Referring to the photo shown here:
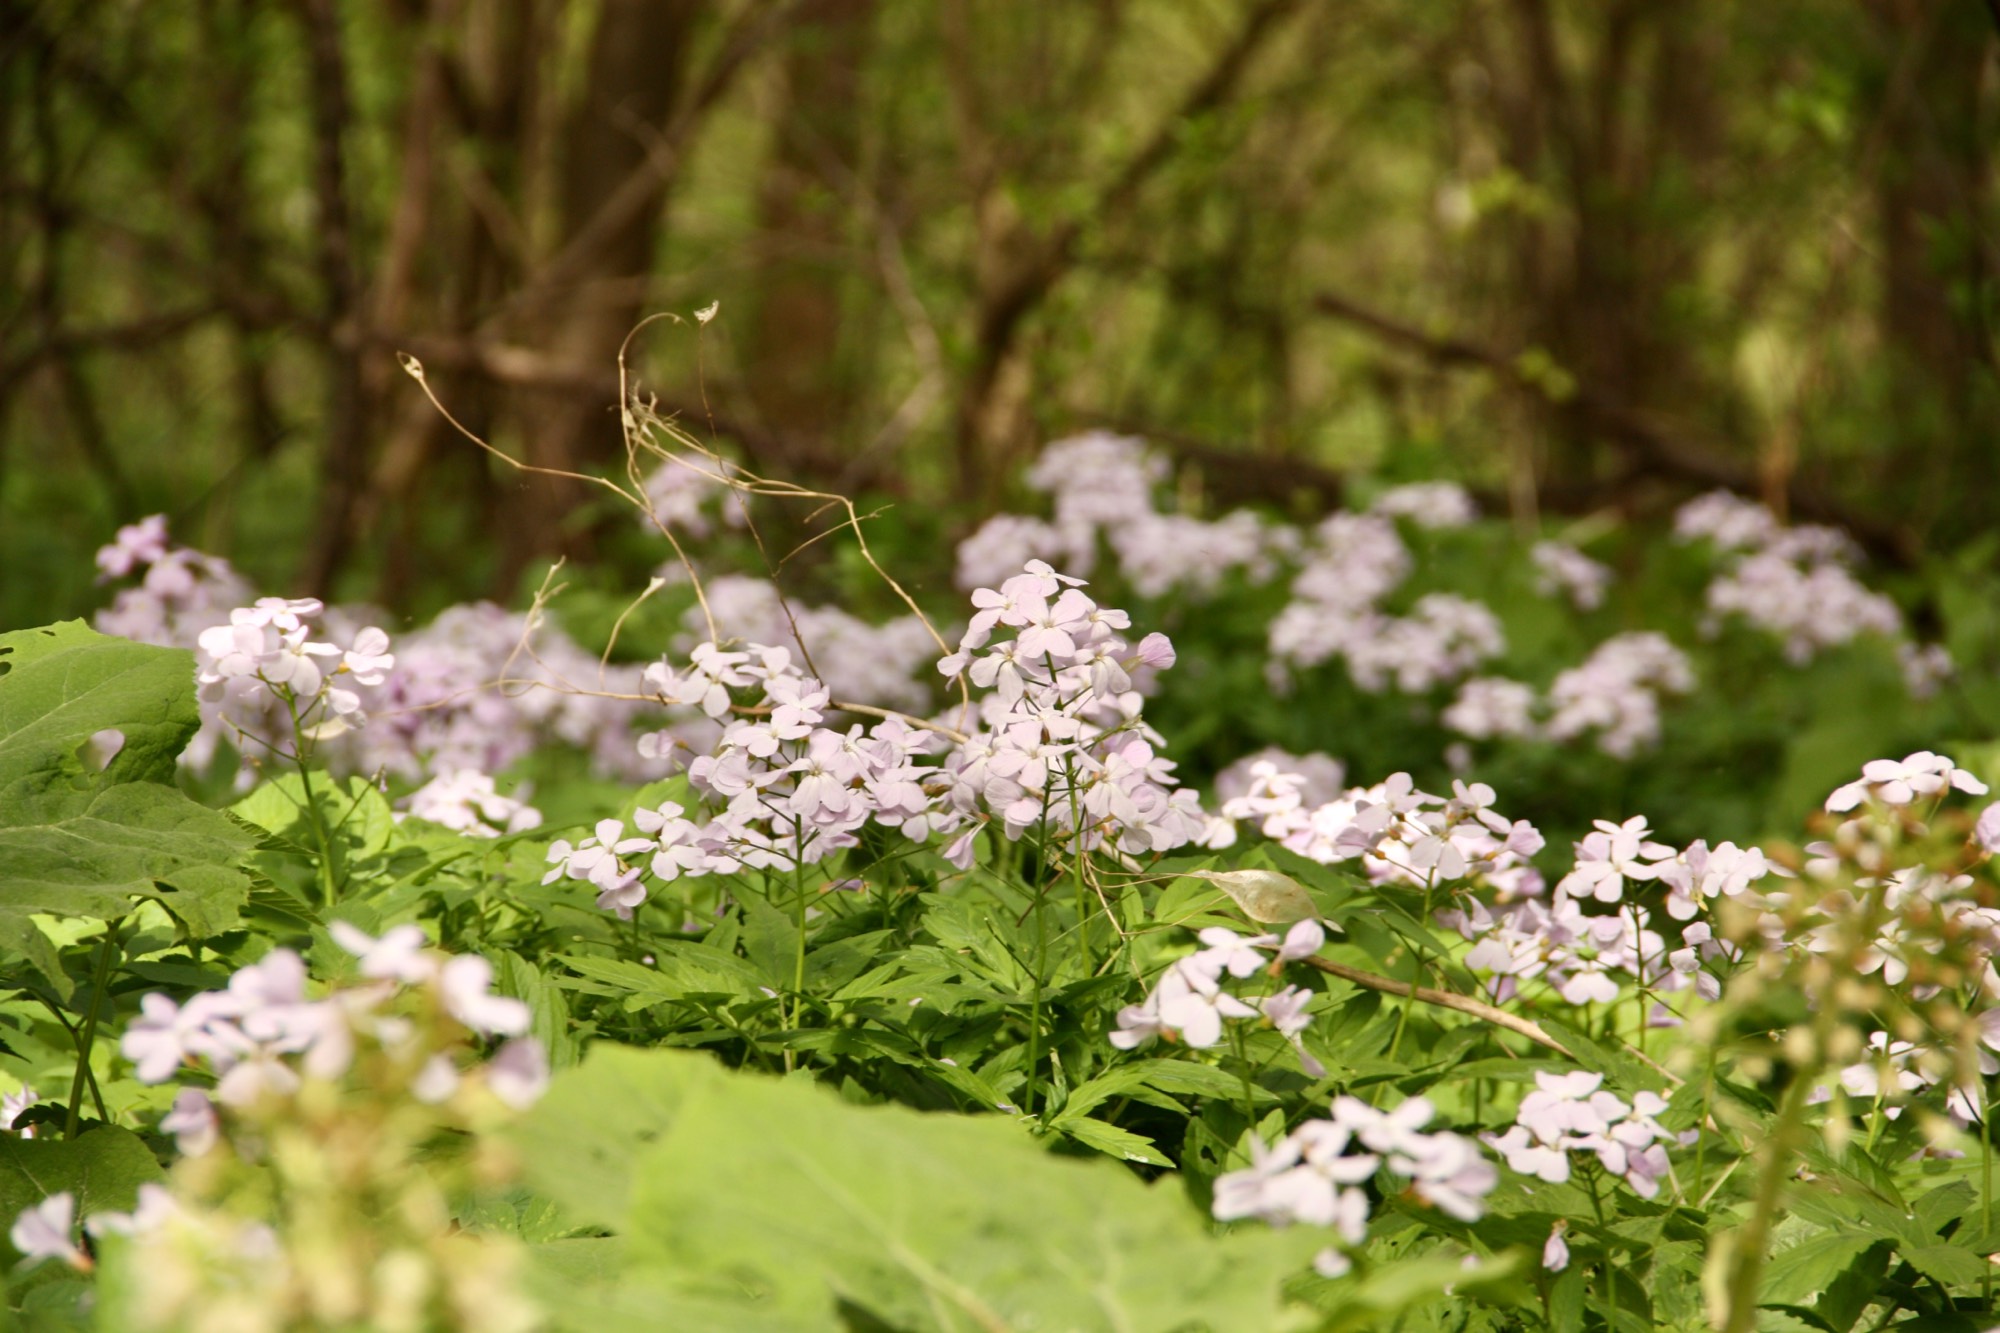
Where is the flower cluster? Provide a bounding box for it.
[1486,1071,1694,1198]
[1897,642,1955,699]
[121,932,546,1147]
[1444,812,1779,1010]
[1542,632,1694,757]
[1108,509,1282,598]
[352,600,653,784]
[195,597,395,745]
[1111,920,1327,1072]
[1270,515,1507,694]
[1214,1094,1497,1277]
[552,672,955,917]
[683,573,938,714]
[935,561,1221,858]
[1441,677,1540,742]
[1673,490,1782,551]
[1369,481,1479,530]
[549,565,1223,922]
[957,433,1287,599]
[1825,750,1988,814]
[1223,768,1545,900]
[1677,491,1903,664]
[639,456,743,540]
[401,768,543,837]
[1214,749,1347,810]
[1442,633,1696,759]
[1530,540,1612,611]
[56,929,551,1332]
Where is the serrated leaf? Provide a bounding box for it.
[1902,1243,1988,1288]
[737,891,799,990]
[1817,1241,1892,1333]
[0,622,195,792]
[1913,1180,1977,1235]
[803,930,893,994]
[1760,1233,1878,1305]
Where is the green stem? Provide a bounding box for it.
[786,833,809,1075]
[1389,881,1437,1062]
[1983,1082,1994,1310]
[1693,1042,1718,1197]
[1066,766,1092,974]
[1587,1166,1619,1333]
[1028,875,1049,1118]
[65,923,122,1140]
[286,695,340,909]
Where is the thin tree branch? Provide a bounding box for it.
[0,305,226,390]
[1302,955,1574,1058]
[1309,289,1919,565]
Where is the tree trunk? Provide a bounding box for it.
[741,0,875,484]
[498,0,704,590]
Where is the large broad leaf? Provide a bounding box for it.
[0,1126,164,1263]
[511,1046,1319,1333]
[0,623,253,993]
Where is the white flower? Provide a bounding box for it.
[10,1193,85,1269]
[487,1038,550,1109]
[1543,1222,1570,1272]
[330,921,436,984]
[1978,802,2000,855]
[1152,962,1258,1048]
[159,1088,221,1156]
[1194,927,1270,979]
[412,1055,461,1104]
[439,956,530,1036]
[1827,751,1989,812]
[0,1088,38,1139]
[85,1184,179,1239]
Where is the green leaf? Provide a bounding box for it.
[1901,1243,1988,1288]
[803,931,894,994]
[0,1126,164,1263]
[1816,1241,1892,1333]
[1536,1019,1661,1094]
[1319,1252,1524,1333]
[525,1238,837,1332]
[1053,1117,1174,1167]
[232,773,394,864]
[1913,1181,1977,1235]
[1059,1058,1268,1124]
[738,892,800,990]
[0,622,197,791]
[1760,1233,1878,1305]
[510,1044,726,1231]
[511,1046,1319,1331]
[0,623,254,995]
[498,951,581,1069]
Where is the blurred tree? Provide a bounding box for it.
[1,0,1995,624]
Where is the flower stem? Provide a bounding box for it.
[1587,1165,1619,1333]
[286,694,340,909]
[65,922,121,1140]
